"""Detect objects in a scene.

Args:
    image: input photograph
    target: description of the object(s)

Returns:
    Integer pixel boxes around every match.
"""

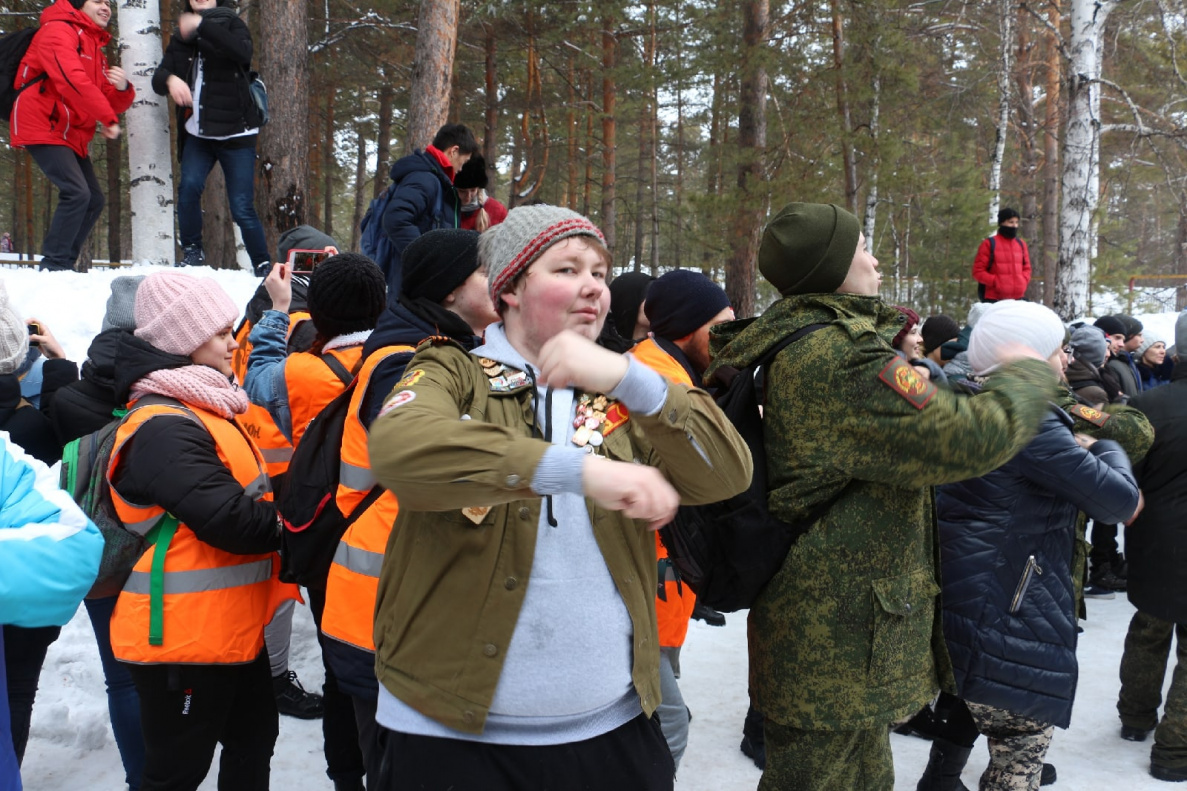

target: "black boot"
[741,704,766,770]
[916,738,972,791]
[691,601,726,626]
[273,670,325,719]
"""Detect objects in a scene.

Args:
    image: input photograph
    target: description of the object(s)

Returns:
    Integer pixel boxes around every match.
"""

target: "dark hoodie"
[48,328,125,446]
[378,151,459,293]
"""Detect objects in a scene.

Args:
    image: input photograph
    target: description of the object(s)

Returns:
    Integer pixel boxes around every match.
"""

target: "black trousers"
[125,651,278,791]
[375,712,675,791]
[307,587,367,784]
[26,144,104,271]
[1089,521,1120,566]
[1,624,60,763]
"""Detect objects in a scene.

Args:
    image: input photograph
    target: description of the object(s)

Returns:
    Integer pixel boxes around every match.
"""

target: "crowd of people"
[1,3,1185,790]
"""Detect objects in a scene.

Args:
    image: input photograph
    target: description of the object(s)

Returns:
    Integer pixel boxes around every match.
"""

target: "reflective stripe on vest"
[123,557,273,595]
[332,541,383,579]
[340,459,376,492]
[260,446,293,464]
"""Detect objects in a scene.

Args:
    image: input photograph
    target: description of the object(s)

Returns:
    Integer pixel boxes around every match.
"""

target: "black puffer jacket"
[1126,366,1187,623]
[1,357,78,464]
[48,328,124,446]
[937,405,1139,728]
[151,8,259,149]
[109,335,279,555]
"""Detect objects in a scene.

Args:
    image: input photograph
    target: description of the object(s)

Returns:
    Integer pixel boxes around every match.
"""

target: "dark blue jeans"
[85,596,144,791]
[177,135,269,267]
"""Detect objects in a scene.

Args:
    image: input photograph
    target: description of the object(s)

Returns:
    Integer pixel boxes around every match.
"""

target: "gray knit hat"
[0,281,28,375]
[480,205,605,307]
[1070,325,1108,369]
[101,275,145,332]
[1136,332,1164,360]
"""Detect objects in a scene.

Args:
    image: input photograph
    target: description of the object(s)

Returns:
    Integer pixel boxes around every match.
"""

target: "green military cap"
[758,203,861,297]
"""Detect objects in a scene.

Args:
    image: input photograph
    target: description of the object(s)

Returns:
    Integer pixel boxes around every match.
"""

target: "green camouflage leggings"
[1117,610,1187,769]
[965,701,1054,791]
[758,722,893,791]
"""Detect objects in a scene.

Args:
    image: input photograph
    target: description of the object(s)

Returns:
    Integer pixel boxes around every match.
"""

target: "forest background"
[1,0,1185,321]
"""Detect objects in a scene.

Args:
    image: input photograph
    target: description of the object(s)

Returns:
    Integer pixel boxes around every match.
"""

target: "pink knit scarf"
[129,365,250,419]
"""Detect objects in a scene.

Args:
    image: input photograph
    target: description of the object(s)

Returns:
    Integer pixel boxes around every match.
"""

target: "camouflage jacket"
[708,293,1058,731]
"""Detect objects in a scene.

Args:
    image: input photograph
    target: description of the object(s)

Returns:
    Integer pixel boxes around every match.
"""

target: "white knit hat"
[0,280,29,375]
[1135,332,1164,360]
[968,300,1065,376]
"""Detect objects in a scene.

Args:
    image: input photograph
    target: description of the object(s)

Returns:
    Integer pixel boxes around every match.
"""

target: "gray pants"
[656,647,688,771]
[965,701,1054,791]
[27,145,104,271]
[264,598,296,678]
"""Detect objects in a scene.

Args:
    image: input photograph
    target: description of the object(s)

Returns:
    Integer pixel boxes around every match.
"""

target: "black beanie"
[609,272,655,339]
[1120,314,1144,339]
[306,253,387,339]
[401,229,481,303]
[920,314,960,356]
[997,207,1020,224]
[644,270,731,342]
[454,155,490,191]
[1094,315,1128,338]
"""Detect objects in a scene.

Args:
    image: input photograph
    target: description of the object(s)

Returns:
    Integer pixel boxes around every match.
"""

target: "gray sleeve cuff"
[610,355,669,416]
[530,446,587,496]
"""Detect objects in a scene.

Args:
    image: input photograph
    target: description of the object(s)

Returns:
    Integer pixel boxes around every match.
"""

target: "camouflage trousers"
[964,702,1053,791]
[1118,610,1187,769]
[758,721,893,791]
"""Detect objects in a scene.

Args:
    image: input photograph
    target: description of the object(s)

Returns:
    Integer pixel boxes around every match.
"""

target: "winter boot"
[273,670,325,719]
[741,704,766,770]
[691,601,726,627]
[178,245,205,268]
[1121,725,1151,742]
[894,705,940,740]
[333,780,366,791]
[916,738,972,791]
[1041,762,1056,785]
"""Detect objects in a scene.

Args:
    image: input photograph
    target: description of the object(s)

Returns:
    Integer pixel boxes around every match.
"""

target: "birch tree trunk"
[862,67,880,252]
[987,0,1014,225]
[406,0,459,152]
[1054,0,1115,320]
[118,0,175,264]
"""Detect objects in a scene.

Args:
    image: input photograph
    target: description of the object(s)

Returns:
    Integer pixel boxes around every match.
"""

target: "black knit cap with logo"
[306,253,387,339]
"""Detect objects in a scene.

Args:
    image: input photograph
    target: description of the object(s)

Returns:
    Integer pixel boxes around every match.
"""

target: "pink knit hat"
[134,271,239,356]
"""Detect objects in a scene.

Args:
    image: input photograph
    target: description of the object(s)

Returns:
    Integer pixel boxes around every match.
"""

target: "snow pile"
[4,265,1181,790]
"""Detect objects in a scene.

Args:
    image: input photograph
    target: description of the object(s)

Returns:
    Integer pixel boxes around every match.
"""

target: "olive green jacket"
[708,294,1058,731]
[367,338,752,734]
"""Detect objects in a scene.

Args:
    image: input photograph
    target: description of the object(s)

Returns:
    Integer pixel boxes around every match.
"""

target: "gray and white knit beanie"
[0,280,28,375]
[968,299,1065,376]
[480,204,605,308]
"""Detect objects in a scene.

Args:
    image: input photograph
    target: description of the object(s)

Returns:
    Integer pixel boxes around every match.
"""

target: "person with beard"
[108,271,291,791]
[318,228,499,786]
[972,208,1032,303]
[153,0,270,273]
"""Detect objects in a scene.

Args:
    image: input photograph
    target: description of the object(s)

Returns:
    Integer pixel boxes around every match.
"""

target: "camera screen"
[289,251,329,273]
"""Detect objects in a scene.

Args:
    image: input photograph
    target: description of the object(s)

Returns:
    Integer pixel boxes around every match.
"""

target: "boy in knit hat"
[707,202,1060,790]
[364,205,752,790]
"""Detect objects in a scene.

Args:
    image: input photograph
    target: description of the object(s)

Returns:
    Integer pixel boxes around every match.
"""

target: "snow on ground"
[5,265,1183,790]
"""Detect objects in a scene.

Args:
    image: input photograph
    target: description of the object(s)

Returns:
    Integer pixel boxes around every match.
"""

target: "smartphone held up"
[287,249,330,274]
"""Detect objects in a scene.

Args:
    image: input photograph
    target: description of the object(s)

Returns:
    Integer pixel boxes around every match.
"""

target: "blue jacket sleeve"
[1018,418,1140,526]
[0,434,102,628]
[242,310,293,442]
[380,172,440,258]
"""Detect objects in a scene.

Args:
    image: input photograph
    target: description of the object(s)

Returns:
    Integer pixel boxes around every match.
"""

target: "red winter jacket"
[10,0,135,158]
[972,233,1031,301]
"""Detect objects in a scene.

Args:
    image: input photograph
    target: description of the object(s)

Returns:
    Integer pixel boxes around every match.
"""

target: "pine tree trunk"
[1014,7,1041,300]
[118,0,175,264]
[830,0,858,215]
[14,150,24,257]
[601,11,617,254]
[647,1,660,274]
[23,153,34,259]
[323,88,335,237]
[987,0,1014,225]
[1055,0,1115,320]
[484,26,499,168]
[351,125,367,252]
[726,0,768,317]
[308,89,322,231]
[106,135,122,263]
[407,0,459,152]
[374,83,395,199]
[565,50,577,210]
[1041,0,1061,308]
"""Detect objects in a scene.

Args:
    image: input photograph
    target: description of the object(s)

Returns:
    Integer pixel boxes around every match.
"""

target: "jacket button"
[504,576,518,590]
[518,507,530,520]
[506,474,521,487]
[483,643,498,657]
[463,710,475,724]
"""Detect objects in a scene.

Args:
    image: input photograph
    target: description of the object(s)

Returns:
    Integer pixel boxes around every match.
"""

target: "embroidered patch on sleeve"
[602,402,630,436]
[877,357,937,410]
[396,369,425,388]
[1069,404,1110,427]
[377,390,416,418]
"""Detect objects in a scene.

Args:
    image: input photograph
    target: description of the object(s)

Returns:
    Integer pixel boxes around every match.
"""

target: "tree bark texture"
[258,0,310,261]
[374,83,395,199]
[1041,0,1061,308]
[600,10,617,255]
[407,0,459,153]
[484,25,499,169]
[987,0,1014,226]
[202,164,239,269]
[830,0,858,216]
[323,88,335,237]
[118,0,175,264]
[1013,6,1041,300]
[106,135,122,263]
[351,125,367,252]
[725,0,768,318]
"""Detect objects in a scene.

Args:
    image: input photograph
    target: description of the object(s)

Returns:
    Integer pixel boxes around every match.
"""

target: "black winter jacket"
[109,336,279,556]
[0,358,76,466]
[937,406,1139,728]
[152,9,259,150]
[1126,367,1187,623]
[378,151,459,292]
[48,328,124,446]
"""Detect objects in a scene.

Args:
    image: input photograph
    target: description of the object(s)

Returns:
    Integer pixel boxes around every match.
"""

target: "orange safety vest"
[321,345,413,653]
[235,312,313,481]
[631,337,700,648]
[285,345,363,446]
[108,399,289,665]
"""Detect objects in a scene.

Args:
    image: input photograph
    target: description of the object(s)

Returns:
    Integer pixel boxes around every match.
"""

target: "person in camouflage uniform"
[1116,311,1187,782]
[706,203,1060,791]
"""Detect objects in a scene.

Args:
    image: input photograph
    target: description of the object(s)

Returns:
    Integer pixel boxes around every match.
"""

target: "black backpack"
[976,236,996,302]
[658,323,839,613]
[0,21,73,120]
[276,348,407,588]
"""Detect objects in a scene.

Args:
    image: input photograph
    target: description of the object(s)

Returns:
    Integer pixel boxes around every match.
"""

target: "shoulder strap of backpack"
[986,236,995,272]
[319,352,355,386]
[755,322,831,371]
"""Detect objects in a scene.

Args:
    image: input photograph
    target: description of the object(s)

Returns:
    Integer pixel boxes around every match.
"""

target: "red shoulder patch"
[877,357,937,410]
[1069,404,1110,427]
[602,402,630,436]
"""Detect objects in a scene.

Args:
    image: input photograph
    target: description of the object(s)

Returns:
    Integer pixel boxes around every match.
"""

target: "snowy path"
[17,591,1173,790]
